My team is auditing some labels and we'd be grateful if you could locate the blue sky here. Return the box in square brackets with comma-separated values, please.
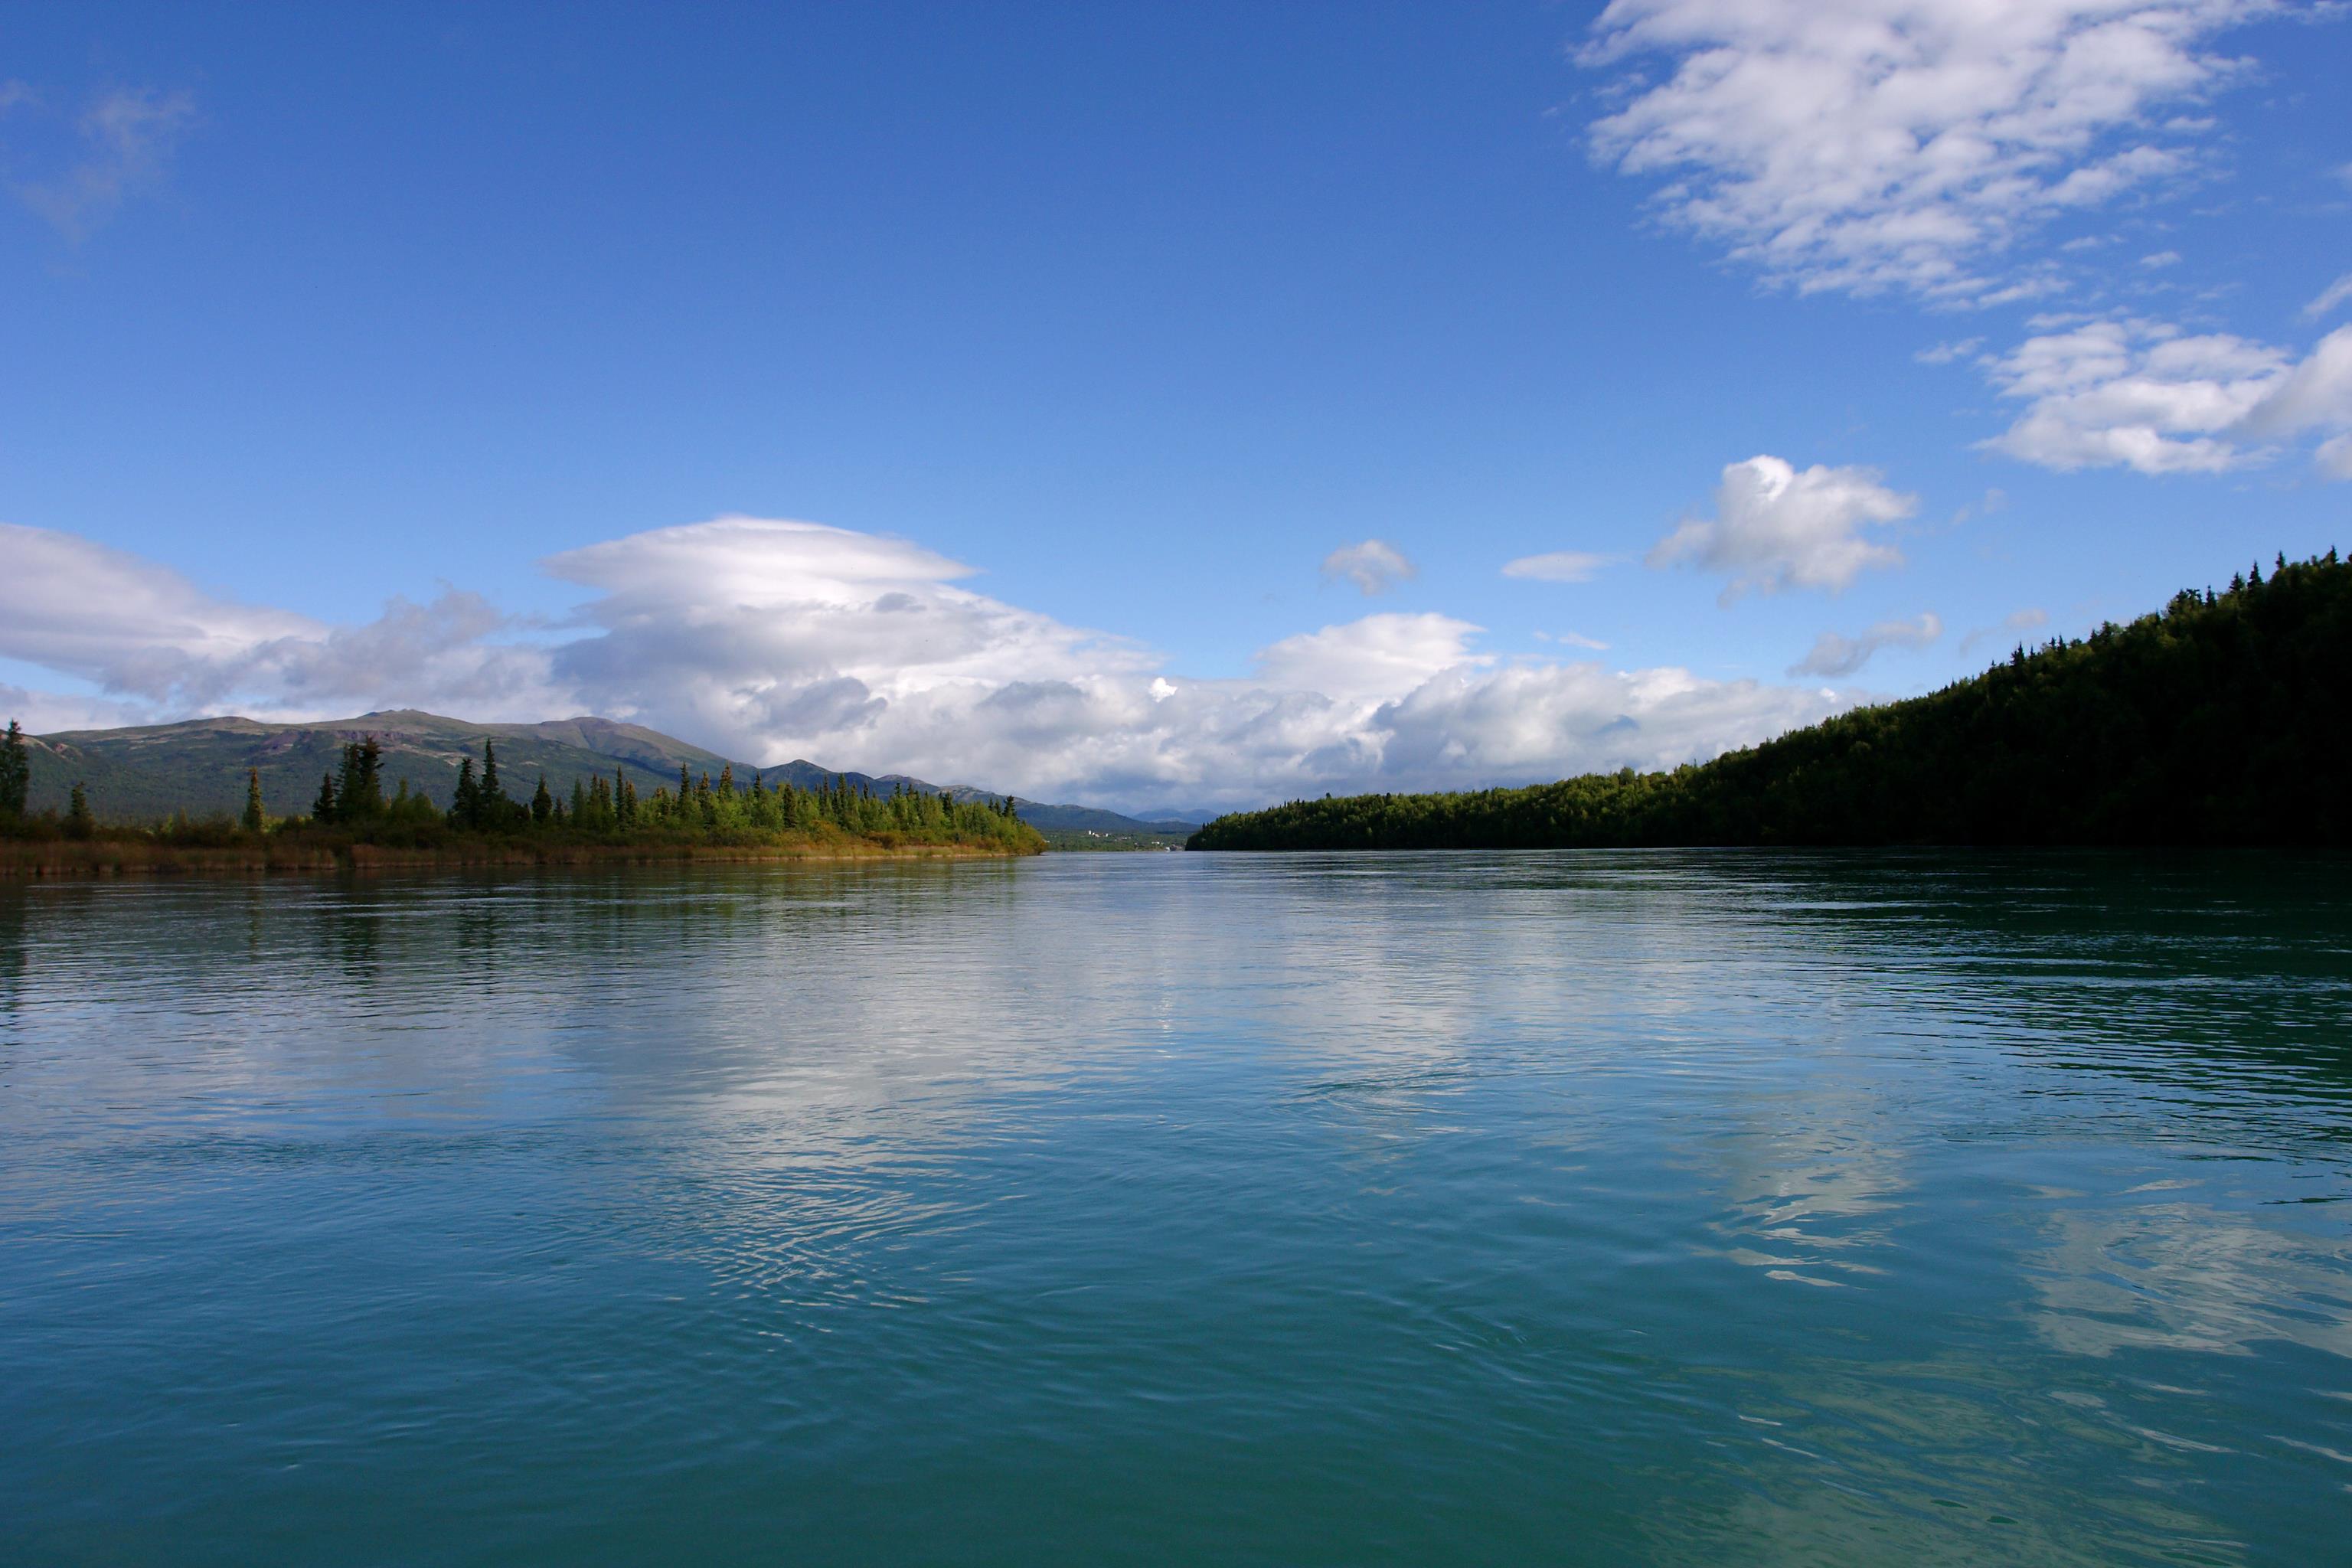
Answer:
[5, 2, 2349, 811]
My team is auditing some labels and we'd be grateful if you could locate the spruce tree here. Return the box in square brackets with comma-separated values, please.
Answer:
[450, 757, 478, 829]
[480, 740, 503, 810]
[336, 743, 361, 818]
[353, 737, 384, 817]
[531, 775, 553, 825]
[65, 780, 93, 838]
[0, 719, 28, 820]
[242, 768, 265, 832]
[315, 771, 340, 823]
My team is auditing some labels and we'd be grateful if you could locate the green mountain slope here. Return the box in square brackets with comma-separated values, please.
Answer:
[1190, 549, 2352, 851]
[18, 707, 1197, 838]
[24, 710, 745, 822]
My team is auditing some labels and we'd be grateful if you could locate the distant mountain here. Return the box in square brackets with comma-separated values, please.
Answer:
[17, 708, 1193, 838]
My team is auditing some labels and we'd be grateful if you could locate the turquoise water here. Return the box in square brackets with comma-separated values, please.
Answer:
[2, 852, 2349, 1565]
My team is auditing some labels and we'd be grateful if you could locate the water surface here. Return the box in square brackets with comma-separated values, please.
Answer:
[3, 852, 2349, 1564]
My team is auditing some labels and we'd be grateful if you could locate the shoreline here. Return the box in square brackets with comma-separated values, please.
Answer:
[0, 837, 1039, 877]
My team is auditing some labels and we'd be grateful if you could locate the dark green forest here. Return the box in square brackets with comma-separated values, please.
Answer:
[1189, 549, 2352, 851]
[0, 726, 1040, 856]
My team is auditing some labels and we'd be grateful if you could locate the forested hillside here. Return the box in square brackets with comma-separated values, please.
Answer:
[1190, 550, 2352, 851]
[0, 725, 1042, 867]
[13, 708, 1191, 840]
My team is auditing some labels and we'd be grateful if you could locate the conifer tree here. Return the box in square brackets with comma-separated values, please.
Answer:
[315, 771, 340, 823]
[0, 719, 28, 820]
[354, 737, 384, 816]
[531, 775, 553, 824]
[242, 768, 266, 832]
[65, 780, 93, 838]
[450, 757, 478, 828]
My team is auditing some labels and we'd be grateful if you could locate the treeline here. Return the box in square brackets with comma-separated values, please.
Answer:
[1190, 548, 2352, 851]
[2, 727, 1040, 854]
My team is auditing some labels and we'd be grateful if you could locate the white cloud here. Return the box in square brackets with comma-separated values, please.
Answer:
[2138, 250, 2183, 268]
[1915, 337, 1984, 364]
[11, 86, 198, 243]
[2236, 324, 2352, 441]
[1320, 538, 1417, 595]
[1960, 605, 2050, 653]
[2307, 273, 2352, 322]
[1979, 318, 2352, 477]
[1501, 550, 1611, 583]
[1254, 612, 1491, 704]
[1649, 455, 1916, 600]
[0, 517, 1864, 813]
[0, 522, 557, 716]
[0, 681, 148, 734]
[1375, 661, 1841, 782]
[1580, 0, 2269, 302]
[1534, 630, 1612, 650]
[1789, 612, 1942, 677]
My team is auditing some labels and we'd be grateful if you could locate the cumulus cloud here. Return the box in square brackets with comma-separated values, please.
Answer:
[0, 516, 1866, 812]
[1580, 0, 2269, 302]
[11, 86, 197, 243]
[1377, 661, 1840, 781]
[1648, 455, 1916, 600]
[2139, 250, 2183, 268]
[0, 523, 559, 717]
[1255, 612, 1490, 704]
[1788, 612, 1942, 677]
[1320, 538, 1417, 595]
[1501, 550, 1611, 583]
[2236, 325, 2352, 442]
[1979, 318, 2352, 477]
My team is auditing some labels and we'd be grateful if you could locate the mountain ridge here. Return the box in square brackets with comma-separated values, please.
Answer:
[20, 709, 1202, 837]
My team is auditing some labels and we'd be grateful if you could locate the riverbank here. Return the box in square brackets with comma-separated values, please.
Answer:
[0, 833, 1041, 877]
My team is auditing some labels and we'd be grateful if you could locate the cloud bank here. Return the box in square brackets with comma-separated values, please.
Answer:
[1979, 318, 2352, 477]
[0, 517, 1857, 812]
